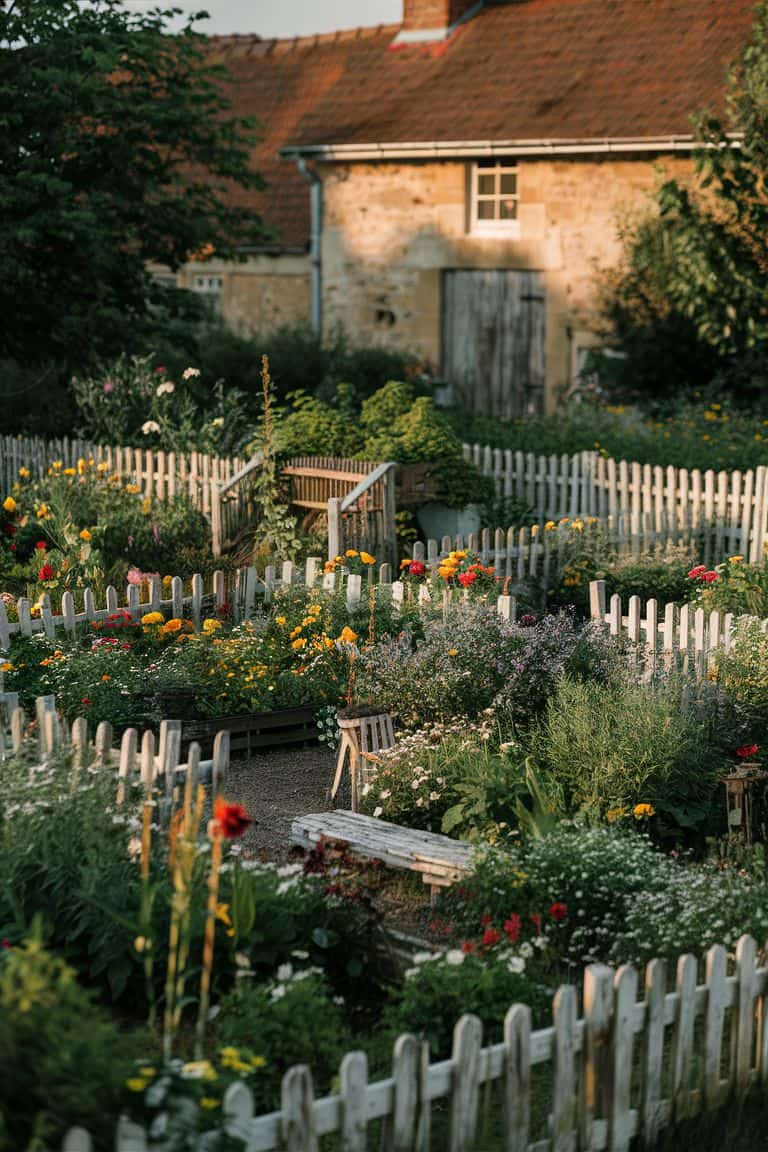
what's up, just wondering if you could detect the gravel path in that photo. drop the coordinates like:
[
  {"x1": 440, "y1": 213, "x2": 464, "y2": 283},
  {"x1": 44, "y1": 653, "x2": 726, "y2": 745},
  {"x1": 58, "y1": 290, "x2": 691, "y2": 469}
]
[{"x1": 225, "y1": 742, "x2": 335, "y2": 861}]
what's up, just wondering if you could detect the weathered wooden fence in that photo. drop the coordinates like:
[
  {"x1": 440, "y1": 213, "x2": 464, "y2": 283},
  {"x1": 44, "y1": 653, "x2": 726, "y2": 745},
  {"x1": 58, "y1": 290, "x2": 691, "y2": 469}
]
[
  {"x1": 59, "y1": 934, "x2": 768, "y2": 1150},
  {"x1": 466, "y1": 443, "x2": 768, "y2": 563},
  {"x1": 0, "y1": 560, "x2": 518, "y2": 651},
  {"x1": 1, "y1": 692, "x2": 229, "y2": 797},
  {"x1": 588, "y1": 579, "x2": 768, "y2": 677}
]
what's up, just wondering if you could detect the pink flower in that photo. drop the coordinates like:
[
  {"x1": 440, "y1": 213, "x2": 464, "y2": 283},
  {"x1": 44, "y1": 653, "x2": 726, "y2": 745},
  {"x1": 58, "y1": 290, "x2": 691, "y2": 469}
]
[
  {"x1": 126, "y1": 567, "x2": 143, "y2": 586},
  {"x1": 102, "y1": 379, "x2": 115, "y2": 394}
]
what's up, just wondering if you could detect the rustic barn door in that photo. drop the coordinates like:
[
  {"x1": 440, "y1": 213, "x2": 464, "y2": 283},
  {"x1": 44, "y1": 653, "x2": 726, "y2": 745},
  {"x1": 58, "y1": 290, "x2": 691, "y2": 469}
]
[{"x1": 442, "y1": 269, "x2": 546, "y2": 418}]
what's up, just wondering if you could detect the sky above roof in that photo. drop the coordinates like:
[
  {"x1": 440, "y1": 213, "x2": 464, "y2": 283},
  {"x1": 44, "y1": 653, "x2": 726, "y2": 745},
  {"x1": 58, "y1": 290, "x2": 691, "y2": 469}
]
[{"x1": 122, "y1": 1, "x2": 402, "y2": 38}]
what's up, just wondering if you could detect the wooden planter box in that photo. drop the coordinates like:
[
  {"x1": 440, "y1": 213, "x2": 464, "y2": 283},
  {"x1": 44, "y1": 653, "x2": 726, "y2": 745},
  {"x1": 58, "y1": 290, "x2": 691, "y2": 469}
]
[{"x1": 180, "y1": 706, "x2": 318, "y2": 758}]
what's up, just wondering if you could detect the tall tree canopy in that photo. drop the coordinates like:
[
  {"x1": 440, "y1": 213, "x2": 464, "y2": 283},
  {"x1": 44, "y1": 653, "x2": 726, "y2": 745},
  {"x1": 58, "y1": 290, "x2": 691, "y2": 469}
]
[
  {"x1": 600, "y1": 2, "x2": 768, "y2": 405},
  {"x1": 0, "y1": 0, "x2": 264, "y2": 373}
]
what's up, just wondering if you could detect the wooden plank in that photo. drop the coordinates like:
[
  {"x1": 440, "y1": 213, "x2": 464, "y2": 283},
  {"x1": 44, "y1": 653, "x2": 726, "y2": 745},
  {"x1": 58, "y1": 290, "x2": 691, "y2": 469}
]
[
  {"x1": 552, "y1": 984, "x2": 577, "y2": 1152},
  {"x1": 704, "y1": 945, "x2": 728, "y2": 1109},
  {"x1": 340, "y1": 1051, "x2": 368, "y2": 1152},
  {"x1": 449, "y1": 1014, "x2": 483, "y2": 1152},
  {"x1": 611, "y1": 965, "x2": 638, "y2": 1152},
  {"x1": 282, "y1": 1066, "x2": 319, "y2": 1152},
  {"x1": 641, "y1": 958, "x2": 666, "y2": 1146}
]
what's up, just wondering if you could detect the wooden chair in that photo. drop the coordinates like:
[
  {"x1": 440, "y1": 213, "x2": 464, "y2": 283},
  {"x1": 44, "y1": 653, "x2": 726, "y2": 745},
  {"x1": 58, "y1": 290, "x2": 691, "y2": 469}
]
[{"x1": 330, "y1": 711, "x2": 395, "y2": 812}]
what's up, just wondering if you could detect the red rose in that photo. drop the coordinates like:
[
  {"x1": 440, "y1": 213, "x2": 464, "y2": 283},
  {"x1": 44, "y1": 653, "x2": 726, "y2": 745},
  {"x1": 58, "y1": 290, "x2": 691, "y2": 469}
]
[
  {"x1": 35, "y1": 540, "x2": 47, "y2": 550},
  {"x1": 481, "y1": 926, "x2": 501, "y2": 948},
  {"x1": 503, "y1": 915, "x2": 521, "y2": 943},
  {"x1": 458, "y1": 571, "x2": 477, "y2": 587},
  {"x1": 408, "y1": 560, "x2": 425, "y2": 576},
  {"x1": 38, "y1": 564, "x2": 53, "y2": 581},
  {"x1": 213, "y1": 797, "x2": 252, "y2": 839},
  {"x1": 461, "y1": 939, "x2": 475, "y2": 954},
  {"x1": 480, "y1": 913, "x2": 492, "y2": 926},
  {"x1": 736, "y1": 744, "x2": 759, "y2": 759},
  {"x1": 530, "y1": 913, "x2": 542, "y2": 934},
  {"x1": 549, "y1": 902, "x2": 568, "y2": 922},
  {"x1": 81, "y1": 697, "x2": 92, "y2": 706},
  {"x1": 702, "y1": 571, "x2": 719, "y2": 583},
  {"x1": 687, "y1": 565, "x2": 706, "y2": 579}
]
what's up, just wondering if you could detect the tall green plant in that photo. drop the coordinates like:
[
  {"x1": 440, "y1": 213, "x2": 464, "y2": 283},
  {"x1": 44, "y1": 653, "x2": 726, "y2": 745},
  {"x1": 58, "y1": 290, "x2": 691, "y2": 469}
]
[{"x1": 251, "y1": 356, "x2": 301, "y2": 563}]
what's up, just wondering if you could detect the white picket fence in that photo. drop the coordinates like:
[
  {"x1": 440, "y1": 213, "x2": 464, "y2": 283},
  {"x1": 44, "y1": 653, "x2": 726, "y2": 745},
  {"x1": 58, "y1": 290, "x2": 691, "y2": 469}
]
[
  {"x1": 466, "y1": 443, "x2": 768, "y2": 563},
  {"x1": 57, "y1": 934, "x2": 768, "y2": 1151},
  {"x1": 0, "y1": 559, "x2": 519, "y2": 652},
  {"x1": 0, "y1": 692, "x2": 229, "y2": 802},
  {"x1": 588, "y1": 578, "x2": 768, "y2": 676}
]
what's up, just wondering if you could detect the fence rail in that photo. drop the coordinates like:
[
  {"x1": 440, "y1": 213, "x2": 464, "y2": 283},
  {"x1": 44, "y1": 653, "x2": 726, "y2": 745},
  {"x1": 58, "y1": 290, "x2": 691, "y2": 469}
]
[
  {"x1": 58, "y1": 934, "x2": 768, "y2": 1151},
  {"x1": 466, "y1": 443, "x2": 768, "y2": 563}
]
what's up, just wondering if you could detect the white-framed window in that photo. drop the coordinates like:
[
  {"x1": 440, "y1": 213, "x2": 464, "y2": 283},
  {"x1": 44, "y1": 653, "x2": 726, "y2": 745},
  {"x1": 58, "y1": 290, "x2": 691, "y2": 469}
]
[
  {"x1": 470, "y1": 159, "x2": 520, "y2": 233},
  {"x1": 192, "y1": 274, "x2": 223, "y2": 316}
]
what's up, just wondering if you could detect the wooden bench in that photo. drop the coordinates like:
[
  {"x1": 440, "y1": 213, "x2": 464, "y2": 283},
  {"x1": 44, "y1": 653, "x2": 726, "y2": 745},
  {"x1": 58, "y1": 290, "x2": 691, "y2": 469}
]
[{"x1": 290, "y1": 810, "x2": 474, "y2": 900}]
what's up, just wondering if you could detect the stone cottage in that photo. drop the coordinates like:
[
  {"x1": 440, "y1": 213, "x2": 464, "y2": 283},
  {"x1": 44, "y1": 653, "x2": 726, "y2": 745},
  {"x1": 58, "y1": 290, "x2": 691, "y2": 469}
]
[{"x1": 170, "y1": 0, "x2": 759, "y2": 416}]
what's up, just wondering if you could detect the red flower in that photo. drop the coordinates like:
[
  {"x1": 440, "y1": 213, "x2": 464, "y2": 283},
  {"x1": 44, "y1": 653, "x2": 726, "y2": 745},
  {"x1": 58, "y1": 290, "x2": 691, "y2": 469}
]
[
  {"x1": 687, "y1": 565, "x2": 706, "y2": 579},
  {"x1": 38, "y1": 564, "x2": 53, "y2": 581},
  {"x1": 408, "y1": 560, "x2": 425, "y2": 576},
  {"x1": 503, "y1": 915, "x2": 521, "y2": 943},
  {"x1": 35, "y1": 540, "x2": 47, "y2": 550},
  {"x1": 154, "y1": 365, "x2": 166, "y2": 375},
  {"x1": 461, "y1": 939, "x2": 475, "y2": 954},
  {"x1": 458, "y1": 571, "x2": 477, "y2": 587},
  {"x1": 480, "y1": 913, "x2": 492, "y2": 926},
  {"x1": 8, "y1": 544, "x2": 15, "y2": 552},
  {"x1": 481, "y1": 926, "x2": 501, "y2": 948},
  {"x1": 1, "y1": 939, "x2": 10, "y2": 950},
  {"x1": 213, "y1": 797, "x2": 252, "y2": 839},
  {"x1": 81, "y1": 697, "x2": 92, "y2": 706},
  {"x1": 736, "y1": 744, "x2": 759, "y2": 759},
  {"x1": 702, "y1": 571, "x2": 719, "y2": 584},
  {"x1": 3, "y1": 523, "x2": 16, "y2": 537},
  {"x1": 549, "y1": 902, "x2": 568, "y2": 922},
  {"x1": 530, "y1": 913, "x2": 542, "y2": 934}
]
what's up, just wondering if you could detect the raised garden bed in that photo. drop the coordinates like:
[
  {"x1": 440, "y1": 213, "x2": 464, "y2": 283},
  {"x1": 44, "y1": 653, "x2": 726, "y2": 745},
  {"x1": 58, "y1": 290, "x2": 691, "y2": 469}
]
[{"x1": 181, "y1": 705, "x2": 319, "y2": 758}]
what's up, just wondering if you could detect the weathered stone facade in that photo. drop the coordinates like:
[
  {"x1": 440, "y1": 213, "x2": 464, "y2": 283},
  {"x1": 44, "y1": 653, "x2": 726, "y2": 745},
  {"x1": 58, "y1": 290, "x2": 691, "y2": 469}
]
[
  {"x1": 319, "y1": 155, "x2": 694, "y2": 409},
  {"x1": 170, "y1": 253, "x2": 311, "y2": 335}
]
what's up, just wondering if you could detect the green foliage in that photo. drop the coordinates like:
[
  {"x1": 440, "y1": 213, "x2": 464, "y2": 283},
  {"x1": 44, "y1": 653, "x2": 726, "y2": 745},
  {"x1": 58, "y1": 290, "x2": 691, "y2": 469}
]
[
  {"x1": 250, "y1": 357, "x2": 301, "y2": 564},
  {"x1": 216, "y1": 971, "x2": 352, "y2": 1113},
  {"x1": 0, "y1": 0, "x2": 262, "y2": 378},
  {"x1": 276, "y1": 390, "x2": 358, "y2": 459},
  {"x1": 529, "y1": 677, "x2": 722, "y2": 827},
  {"x1": 0, "y1": 931, "x2": 141, "y2": 1152},
  {"x1": 384, "y1": 950, "x2": 551, "y2": 1058},
  {"x1": 687, "y1": 556, "x2": 768, "y2": 616},
  {"x1": 597, "y1": 2, "x2": 768, "y2": 402},
  {"x1": 715, "y1": 619, "x2": 768, "y2": 736}
]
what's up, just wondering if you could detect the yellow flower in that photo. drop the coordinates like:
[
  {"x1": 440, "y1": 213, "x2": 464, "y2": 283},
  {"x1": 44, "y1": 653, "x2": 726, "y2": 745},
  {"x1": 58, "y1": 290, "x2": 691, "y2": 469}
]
[
  {"x1": 345, "y1": 549, "x2": 359, "y2": 558},
  {"x1": 162, "y1": 574, "x2": 173, "y2": 586},
  {"x1": 531, "y1": 524, "x2": 539, "y2": 536},
  {"x1": 250, "y1": 1055, "x2": 266, "y2": 1068},
  {"x1": 571, "y1": 519, "x2": 584, "y2": 532},
  {"x1": 37, "y1": 503, "x2": 48, "y2": 518},
  {"x1": 704, "y1": 410, "x2": 718, "y2": 422},
  {"x1": 125, "y1": 483, "x2": 141, "y2": 494},
  {"x1": 18, "y1": 467, "x2": 29, "y2": 479},
  {"x1": 633, "y1": 803, "x2": 655, "y2": 819},
  {"x1": 729, "y1": 556, "x2": 744, "y2": 564},
  {"x1": 79, "y1": 529, "x2": 92, "y2": 542},
  {"x1": 141, "y1": 611, "x2": 165, "y2": 626},
  {"x1": 77, "y1": 458, "x2": 87, "y2": 474},
  {"x1": 96, "y1": 461, "x2": 109, "y2": 473},
  {"x1": 359, "y1": 551, "x2": 375, "y2": 565},
  {"x1": 605, "y1": 806, "x2": 629, "y2": 823},
  {"x1": 437, "y1": 566, "x2": 455, "y2": 579},
  {"x1": 202, "y1": 618, "x2": 222, "y2": 632},
  {"x1": 447, "y1": 648, "x2": 459, "y2": 657},
  {"x1": 126, "y1": 1077, "x2": 147, "y2": 1092},
  {"x1": 337, "y1": 626, "x2": 357, "y2": 644},
  {"x1": 291, "y1": 637, "x2": 307, "y2": 650},
  {"x1": 142, "y1": 497, "x2": 151, "y2": 514},
  {"x1": 544, "y1": 521, "x2": 556, "y2": 530},
  {"x1": 215, "y1": 902, "x2": 232, "y2": 927},
  {"x1": 139, "y1": 1066, "x2": 156, "y2": 1078},
  {"x1": 200, "y1": 1097, "x2": 220, "y2": 1110},
  {"x1": 275, "y1": 615, "x2": 287, "y2": 626},
  {"x1": 289, "y1": 626, "x2": 302, "y2": 639},
  {"x1": 181, "y1": 1060, "x2": 216, "y2": 1081},
  {"x1": 308, "y1": 603, "x2": 322, "y2": 616},
  {"x1": 63, "y1": 467, "x2": 76, "y2": 476},
  {"x1": 1, "y1": 662, "x2": 15, "y2": 673},
  {"x1": 3, "y1": 496, "x2": 16, "y2": 513},
  {"x1": 161, "y1": 618, "x2": 183, "y2": 634}
]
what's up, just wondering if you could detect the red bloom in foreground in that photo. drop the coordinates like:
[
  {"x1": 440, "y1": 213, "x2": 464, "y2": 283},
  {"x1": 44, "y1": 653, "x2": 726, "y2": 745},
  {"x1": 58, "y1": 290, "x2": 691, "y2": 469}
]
[
  {"x1": 530, "y1": 913, "x2": 542, "y2": 935},
  {"x1": 481, "y1": 926, "x2": 501, "y2": 948},
  {"x1": 687, "y1": 565, "x2": 706, "y2": 579},
  {"x1": 549, "y1": 902, "x2": 568, "y2": 922},
  {"x1": 736, "y1": 744, "x2": 759, "y2": 759},
  {"x1": 461, "y1": 939, "x2": 475, "y2": 954},
  {"x1": 35, "y1": 540, "x2": 47, "y2": 550},
  {"x1": 38, "y1": 564, "x2": 53, "y2": 581},
  {"x1": 458, "y1": 571, "x2": 477, "y2": 587},
  {"x1": 701, "y1": 571, "x2": 719, "y2": 584},
  {"x1": 81, "y1": 697, "x2": 92, "y2": 706},
  {"x1": 408, "y1": 560, "x2": 425, "y2": 576},
  {"x1": 214, "y1": 797, "x2": 252, "y2": 839},
  {"x1": 504, "y1": 915, "x2": 521, "y2": 943}
]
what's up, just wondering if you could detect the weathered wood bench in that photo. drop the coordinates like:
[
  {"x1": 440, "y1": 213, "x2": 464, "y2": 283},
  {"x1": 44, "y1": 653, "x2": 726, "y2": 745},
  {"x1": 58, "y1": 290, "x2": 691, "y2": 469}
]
[{"x1": 290, "y1": 809, "x2": 474, "y2": 899}]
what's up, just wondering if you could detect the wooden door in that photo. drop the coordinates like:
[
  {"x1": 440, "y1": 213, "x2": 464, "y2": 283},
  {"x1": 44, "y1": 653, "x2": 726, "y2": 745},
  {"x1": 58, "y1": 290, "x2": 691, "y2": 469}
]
[{"x1": 442, "y1": 269, "x2": 546, "y2": 418}]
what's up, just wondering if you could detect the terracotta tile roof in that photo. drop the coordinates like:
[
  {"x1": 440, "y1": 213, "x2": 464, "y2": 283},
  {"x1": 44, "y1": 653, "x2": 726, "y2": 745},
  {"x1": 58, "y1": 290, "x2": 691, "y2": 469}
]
[{"x1": 213, "y1": 0, "x2": 758, "y2": 250}]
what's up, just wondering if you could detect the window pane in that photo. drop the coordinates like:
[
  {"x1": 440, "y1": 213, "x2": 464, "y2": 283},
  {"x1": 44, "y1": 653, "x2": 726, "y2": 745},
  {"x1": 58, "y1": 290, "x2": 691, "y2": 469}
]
[
  {"x1": 499, "y1": 198, "x2": 517, "y2": 220},
  {"x1": 500, "y1": 172, "x2": 517, "y2": 195},
  {"x1": 477, "y1": 200, "x2": 496, "y2": 220},
  {"x1": 478, "y1": 174, "x2": 495, "y2": 196}
]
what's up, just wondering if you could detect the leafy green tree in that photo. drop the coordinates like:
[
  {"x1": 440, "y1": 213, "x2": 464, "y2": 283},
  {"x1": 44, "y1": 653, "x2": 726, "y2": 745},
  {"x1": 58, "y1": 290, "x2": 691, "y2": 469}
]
[
  {"x1": 600, "y1": 2, "x2": 768, "y2": 405},
  {"x1": 0, "y1": 0, "x2": 264, "y2": 376}
]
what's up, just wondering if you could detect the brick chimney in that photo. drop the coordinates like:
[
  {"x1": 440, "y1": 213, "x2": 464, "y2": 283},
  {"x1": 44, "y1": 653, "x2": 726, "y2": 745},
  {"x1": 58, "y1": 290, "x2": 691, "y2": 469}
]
[{"x1": 400, "y1": 0, "x2": 482, "y2": 38}]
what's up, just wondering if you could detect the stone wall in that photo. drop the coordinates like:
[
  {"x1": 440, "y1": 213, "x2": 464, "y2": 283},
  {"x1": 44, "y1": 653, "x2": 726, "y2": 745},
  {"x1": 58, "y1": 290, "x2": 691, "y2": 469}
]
[
  {"x1": 320, "y1": 155, "x2": 694, "y2": 410},
  {"x1": 169, "y1": 253, "x2": 311, "y2": 335}
]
